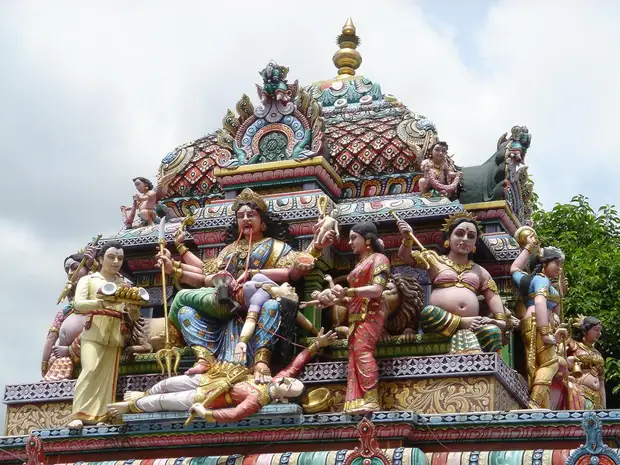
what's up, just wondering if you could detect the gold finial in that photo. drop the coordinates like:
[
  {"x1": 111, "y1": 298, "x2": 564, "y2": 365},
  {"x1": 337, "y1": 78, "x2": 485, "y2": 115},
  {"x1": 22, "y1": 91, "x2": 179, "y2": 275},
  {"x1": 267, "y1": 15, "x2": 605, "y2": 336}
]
[{"x1": 332, "y1": 17, "x2": 362, "y2": 79}]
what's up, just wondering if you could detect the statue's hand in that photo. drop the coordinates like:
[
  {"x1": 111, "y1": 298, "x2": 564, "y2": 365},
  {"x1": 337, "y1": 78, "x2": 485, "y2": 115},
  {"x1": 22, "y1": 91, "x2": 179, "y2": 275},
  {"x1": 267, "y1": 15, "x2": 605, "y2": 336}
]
[
  {"x1": 189, "y1": 403, "x2": 209, "y2": 419},
  {"x1": 84, "y1": 245, "x2": 97, "y2": 265},
  {"x1": 315, "y1": 230, "x2": 337, "y2": 249},
  {"x1": 234, "y1": 342, "x2": 247, "y2": 364},
  {"x1": 315, "y1": 327, "x2": 338, "y2": 348},
  {"x1": 542, "y1": 334, "x2": 557, "y2": 346},
  {"x1": 156, "y1": 253, "x2": 174, "y2": 275},
  {"x1": 331, "y1": 285, "x2": 346, "y2": 300},
  {"x1": 555, "y1": 327, "x2": 568, "y2": 342},
  {"x1": 174, "y1": 229, "x2": 187, "y2": 246},
  {"x1": 397, "y1": 220, "x2": 413, "y2": 238}
]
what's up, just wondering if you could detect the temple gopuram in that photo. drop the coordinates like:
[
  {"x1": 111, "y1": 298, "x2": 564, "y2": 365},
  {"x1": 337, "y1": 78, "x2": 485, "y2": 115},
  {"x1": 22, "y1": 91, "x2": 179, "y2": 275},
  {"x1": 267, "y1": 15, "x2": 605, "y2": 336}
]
[{"x1": 3, "y1": 18, "x2": 619, "y2": 465}]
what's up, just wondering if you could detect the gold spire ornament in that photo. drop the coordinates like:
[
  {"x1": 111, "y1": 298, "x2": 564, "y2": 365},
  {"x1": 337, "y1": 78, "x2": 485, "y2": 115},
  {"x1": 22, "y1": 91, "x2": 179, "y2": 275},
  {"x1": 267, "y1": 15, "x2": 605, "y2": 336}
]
[{"x1": 332, "y1": 17, "x2": 362, "y2": 79}]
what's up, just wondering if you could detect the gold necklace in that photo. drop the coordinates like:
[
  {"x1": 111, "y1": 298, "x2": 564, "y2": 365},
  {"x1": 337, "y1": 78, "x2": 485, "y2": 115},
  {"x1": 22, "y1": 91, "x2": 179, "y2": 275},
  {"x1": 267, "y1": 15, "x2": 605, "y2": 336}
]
[{"x1": 438, "y1": 255, "x2": 473, "y2": 274}]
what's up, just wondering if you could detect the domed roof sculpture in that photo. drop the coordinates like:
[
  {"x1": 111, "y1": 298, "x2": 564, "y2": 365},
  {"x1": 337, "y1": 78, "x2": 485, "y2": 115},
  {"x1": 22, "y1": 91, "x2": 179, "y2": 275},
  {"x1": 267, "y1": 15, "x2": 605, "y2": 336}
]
[{"x1": 156, "y1": 18, "x2": 439, "y2": 210}]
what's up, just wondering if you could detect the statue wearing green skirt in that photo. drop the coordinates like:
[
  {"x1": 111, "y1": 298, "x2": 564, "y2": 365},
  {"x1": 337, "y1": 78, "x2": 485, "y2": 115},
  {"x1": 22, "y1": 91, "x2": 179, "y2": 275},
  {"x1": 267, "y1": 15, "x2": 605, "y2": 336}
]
[{"x1": 396, "y1": 212, "x2": 509, "y2": 354}]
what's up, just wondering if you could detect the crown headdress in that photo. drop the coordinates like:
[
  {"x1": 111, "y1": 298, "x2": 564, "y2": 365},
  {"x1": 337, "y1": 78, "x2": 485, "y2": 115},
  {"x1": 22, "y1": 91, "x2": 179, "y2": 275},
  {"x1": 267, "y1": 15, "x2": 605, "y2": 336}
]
[
  {"x1": 572, "y1": 314, "x2": 586, "y2": 329},
  {"x1": 441, "y1": 211, "x2": 482, "y2": 233},
  {"x1": 232, "y1": 188, "x2": 268, "y2": 213}
]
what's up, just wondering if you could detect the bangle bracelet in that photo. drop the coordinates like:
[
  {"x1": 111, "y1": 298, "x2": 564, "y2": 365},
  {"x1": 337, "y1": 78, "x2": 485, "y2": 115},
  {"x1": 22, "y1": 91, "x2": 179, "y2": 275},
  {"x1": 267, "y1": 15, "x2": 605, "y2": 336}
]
[
  {"x1": 176, "y1": 244, "x2": 189, "y2": 256},
  {"x1": 346, "y1": 287, "x2": 356, "y2": 298},
  {"x1": 239, "y1": 335, "x2": 250, "y2": 344},
  {"x1": 402, "y1": 238, "x2": 414, "y2": 248},
  {"x1": 538, "y1": 325, "x2": 550, "y2": 336}
]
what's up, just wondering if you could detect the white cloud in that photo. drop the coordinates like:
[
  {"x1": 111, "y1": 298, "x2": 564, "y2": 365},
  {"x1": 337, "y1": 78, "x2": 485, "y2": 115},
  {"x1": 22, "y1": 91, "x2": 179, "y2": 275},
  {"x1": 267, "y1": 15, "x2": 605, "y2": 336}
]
[{"x1": 1, "y1": 0, "x2": 619, "y2": 427}]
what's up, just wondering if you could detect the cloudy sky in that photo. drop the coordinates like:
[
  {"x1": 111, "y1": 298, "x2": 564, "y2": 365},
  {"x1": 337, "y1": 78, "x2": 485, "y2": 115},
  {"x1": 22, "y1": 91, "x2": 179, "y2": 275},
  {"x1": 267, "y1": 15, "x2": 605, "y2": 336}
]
[{"x1": 1, "y1": 0, "x2": 619, "y2": 426}]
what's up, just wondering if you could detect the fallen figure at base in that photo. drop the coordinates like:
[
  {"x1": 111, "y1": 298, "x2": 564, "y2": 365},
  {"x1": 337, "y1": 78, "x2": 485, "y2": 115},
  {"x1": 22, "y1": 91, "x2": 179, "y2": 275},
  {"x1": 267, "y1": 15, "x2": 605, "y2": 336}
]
[{"x1": 107, "y1": 328, "x2": 336, "y2": 424}]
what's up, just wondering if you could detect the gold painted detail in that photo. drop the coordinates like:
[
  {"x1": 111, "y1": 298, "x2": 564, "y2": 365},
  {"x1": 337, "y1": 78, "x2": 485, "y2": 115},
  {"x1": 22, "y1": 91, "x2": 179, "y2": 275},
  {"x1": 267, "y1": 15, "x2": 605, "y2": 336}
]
[
  {"x1": 332, "y1": 18, "x2": 362, "y2": 78},
  {"x1": 214, "y1": 156, "x2": 343, "y2": 186},
  {"x1": 6, "y1": 402, "x2": 73, "y2": 436},
  {"x1": 300, "y1": 377, "x2": 520, "y2": 415}
]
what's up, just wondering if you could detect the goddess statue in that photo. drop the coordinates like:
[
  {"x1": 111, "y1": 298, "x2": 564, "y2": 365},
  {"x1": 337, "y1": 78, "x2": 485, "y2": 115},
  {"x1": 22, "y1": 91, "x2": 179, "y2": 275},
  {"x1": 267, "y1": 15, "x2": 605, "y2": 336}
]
[
  {"x1": 510, "y1": 230, "x2": 568, "y2": 409},
  {"x1": 397, "y1": 212, "x2": 507, "y2": 354},
  {"x1": 568, "y1": 315, "x2": 606, "y2": 409},
  {"x1": 320, "y1": 222, "x2": 390, "y2": 415},
  {"x1": 107, "y1": 328, "x2": 337, "y2": 423},
  {"x1": 67, "y1": 241, "x2": 137, "y2": 429},
  {"x1": 158, "y1": 188, "x2": 336, "y2": 382},
  {"x1": 41, "y1": 247, "x2": 98, "y2": 380},
  {"x1": 418, "y1": 141, "x2": 462, "y2": 199}
]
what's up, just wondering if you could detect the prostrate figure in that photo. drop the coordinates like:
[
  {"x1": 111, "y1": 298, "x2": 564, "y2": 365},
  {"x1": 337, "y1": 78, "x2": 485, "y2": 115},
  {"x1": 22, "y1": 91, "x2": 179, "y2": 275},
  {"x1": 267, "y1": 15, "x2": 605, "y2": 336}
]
[
  {"x1": 68, "y1": 241, "x2": 136, "y2": 429},
  {"x1": 568, "y1": 316, "x2": 606, "y2": 409},
  {"x1": 510, "y1": 229, "x2": 568, "y2": 409},
  {"x1": 107, "y1": 328, "x2": 337, "y2": 423},
  {"x1": 41, "y1": 247, "x2": 98, "y2": 380},
  {"x1": 320, "y1": 222, "x2": 390, "y2": 415},
  {"x1": 397, "y1": 212, "x2": 507, "y2": 354},
  {"x1": 159, "y1": 188, "x2": 335, "y2": 382},
  {"x1": 418, "y1": 141, "x2": 462, "y2": 199}
]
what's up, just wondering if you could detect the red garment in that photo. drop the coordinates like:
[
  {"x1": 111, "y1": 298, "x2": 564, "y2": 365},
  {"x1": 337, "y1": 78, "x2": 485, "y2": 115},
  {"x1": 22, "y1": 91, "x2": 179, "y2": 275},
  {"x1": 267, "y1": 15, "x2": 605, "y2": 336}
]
[
  {"x1": 209, "y1": 348, "x2": 313, "y2": 423},
  {"x1": 345, "y1": 253, "x2": 390, "y2": 408}
]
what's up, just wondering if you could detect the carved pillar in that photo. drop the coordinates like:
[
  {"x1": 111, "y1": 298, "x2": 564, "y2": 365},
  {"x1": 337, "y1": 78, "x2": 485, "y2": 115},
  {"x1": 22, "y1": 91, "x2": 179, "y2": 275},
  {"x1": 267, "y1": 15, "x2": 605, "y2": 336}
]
[{"x1": 301, "y1": 260, "x2": 327, "y2": 334}]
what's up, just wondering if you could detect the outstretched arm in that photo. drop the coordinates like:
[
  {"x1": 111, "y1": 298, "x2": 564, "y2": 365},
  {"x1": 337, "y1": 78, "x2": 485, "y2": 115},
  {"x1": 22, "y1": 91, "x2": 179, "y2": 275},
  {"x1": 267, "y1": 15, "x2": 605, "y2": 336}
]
[{"x1": 193, "y1": 394, "x2": 263, "y2": 423}]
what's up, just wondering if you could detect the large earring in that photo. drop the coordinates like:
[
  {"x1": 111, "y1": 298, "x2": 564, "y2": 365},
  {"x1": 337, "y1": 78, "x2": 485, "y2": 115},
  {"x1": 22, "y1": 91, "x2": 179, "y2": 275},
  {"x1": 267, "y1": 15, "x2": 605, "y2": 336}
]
[
  {"x1": 365, "y1": 240, "x2": 371, "y2": 249},
  {"x1": 443, "y1": 240, "x2": 450, "y2": 249},
  {"x1": 472, "y1": 246, "x2": 477, "y2": 253}
]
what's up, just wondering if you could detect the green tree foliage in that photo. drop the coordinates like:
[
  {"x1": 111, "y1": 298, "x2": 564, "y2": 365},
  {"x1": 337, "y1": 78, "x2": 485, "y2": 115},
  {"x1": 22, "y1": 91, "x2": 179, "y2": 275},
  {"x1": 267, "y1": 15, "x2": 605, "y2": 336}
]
[{"x1": 532, "y1": 195, "x2": 620, "y2": 405}]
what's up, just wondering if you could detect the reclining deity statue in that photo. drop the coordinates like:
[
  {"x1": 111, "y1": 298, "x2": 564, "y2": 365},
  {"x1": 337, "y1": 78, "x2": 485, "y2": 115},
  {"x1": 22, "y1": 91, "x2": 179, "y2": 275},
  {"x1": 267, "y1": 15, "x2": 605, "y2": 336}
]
[
  {"x1": 107, "y1": 328, "x2": 337, "y2": 423},
  {"x1": 397, "y1": 212, "x2": 508, "y2": 354},
  {"x1": 157, "y1": 188, "x2": 336, "y2": 382}
]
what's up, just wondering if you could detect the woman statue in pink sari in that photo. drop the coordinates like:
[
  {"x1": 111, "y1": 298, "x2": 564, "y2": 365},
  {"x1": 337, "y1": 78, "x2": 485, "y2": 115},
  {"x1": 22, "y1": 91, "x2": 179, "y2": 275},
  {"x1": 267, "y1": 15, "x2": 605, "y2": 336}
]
[{"x1": 323, "y1": 222, "x2": 390, "y2": 415}]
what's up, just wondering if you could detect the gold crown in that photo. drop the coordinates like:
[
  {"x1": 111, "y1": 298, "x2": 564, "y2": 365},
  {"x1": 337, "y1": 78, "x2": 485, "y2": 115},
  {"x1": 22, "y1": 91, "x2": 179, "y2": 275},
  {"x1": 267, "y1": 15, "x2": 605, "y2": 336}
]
[
  {"x1": 441, "y1": 211, "x2": 482, "y2": 233},
  {"x1": 572, "y1": 314, "x2": 586, "y2": 329},
  {"x1": 232, "y1": 188, "x2": 268, "y2": 212}
]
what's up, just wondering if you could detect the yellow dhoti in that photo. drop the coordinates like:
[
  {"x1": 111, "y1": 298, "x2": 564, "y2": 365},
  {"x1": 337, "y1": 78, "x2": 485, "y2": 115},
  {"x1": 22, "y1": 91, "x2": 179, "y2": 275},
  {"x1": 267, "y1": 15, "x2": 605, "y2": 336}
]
[{"x1": 72, "y1": 337, "x2": 121, "y2": 422}]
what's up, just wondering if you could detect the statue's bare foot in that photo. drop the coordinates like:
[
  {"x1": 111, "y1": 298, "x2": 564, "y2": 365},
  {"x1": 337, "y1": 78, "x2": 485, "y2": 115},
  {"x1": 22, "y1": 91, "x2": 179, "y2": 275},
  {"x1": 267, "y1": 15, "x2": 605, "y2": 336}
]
[
  {"x1": 67, "y1": 419, "x2": 83, "y2": 429},
  {"x1": 52, "y1": 346, "x2": 70, "y2": 358},
  {"x1": 107, "y1": 401, "x2": 130, "y2": 418},
  {"x1": 254, "y1": 362, "x2": 272, "y2": 384},
  {"x1": 189, "y1": 403, "x2": 208, "y2": 419},
  {"x1": 185, "y1": 361, "x2": 209, "y2": 375},
  {"x1": 123, "y1": 391, "x2": 146, "y2": 402}
]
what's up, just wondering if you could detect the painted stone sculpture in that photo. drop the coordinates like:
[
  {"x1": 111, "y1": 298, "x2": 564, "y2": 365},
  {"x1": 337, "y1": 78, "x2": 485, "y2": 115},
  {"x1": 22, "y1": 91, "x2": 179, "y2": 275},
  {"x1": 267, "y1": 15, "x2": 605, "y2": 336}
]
[
  {"x1": 418, "y1": 141, "x2": 462, "y2": 199},
  {"x1": 159, "y1": 188, "x2": 335, "y2": 382},
  {"x1": 68, "y1": 242, "x2": 148, "y2": 429},
  {"x1": 510, "y1": 228, "x2": 568, "y2": 409},
  {"x1": 320, "y1": 222, "x2": 390, "y2": 415},
  {"x1": 568, "y1": 315, "x2": 606, "y2": 409},
  {"x1": 397, "y1": 212, "x2": 507, "y2": 354},
  {"x1": 41, "y1": 248, "x2": 97, "y2": 380},
  {"x1": 107, "y1": 329, "x2": 337, "y2": 423}
]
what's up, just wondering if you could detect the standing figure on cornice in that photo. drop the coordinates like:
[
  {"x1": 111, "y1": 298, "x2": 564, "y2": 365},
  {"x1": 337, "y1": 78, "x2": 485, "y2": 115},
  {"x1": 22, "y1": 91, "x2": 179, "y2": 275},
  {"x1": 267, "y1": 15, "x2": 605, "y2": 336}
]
[
  {"x1": 510, "y1": 230, "x2": 568, "y2": 409},
  {"x1": 158, "y1": 188, "x2": 336, "y2": 382},
  {"x1": 568, "y1": 316, "x2": 606, "y2": 409},
  {"x1": 41, "y1": 248, "x2": 98, "y2": 380},
  {"x1": 121, "y1": 177, "x2": 158, "y2": 229},
  {"x1": 68, "y1": 241, "x2": 135, "y2": 429},
  {"x1": 418, "y1": 141, "x2": 462, "y2": 199},
  {"x1": 397, "y1": 212, "x2": 507, "y2": 354},
  {"x1": 319, "y1": 222, "x2": 390, "y2": 415}
]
